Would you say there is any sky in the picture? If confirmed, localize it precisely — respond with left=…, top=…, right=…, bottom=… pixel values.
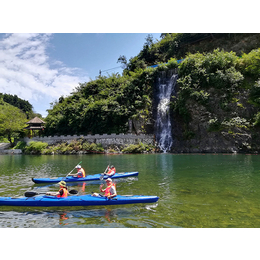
left=0, top=33, right=161, bottom=117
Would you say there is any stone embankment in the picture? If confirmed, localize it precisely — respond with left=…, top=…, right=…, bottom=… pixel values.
left=0, top=143, right=22, bottom=154
left=24, top=133, right=155, bottom=148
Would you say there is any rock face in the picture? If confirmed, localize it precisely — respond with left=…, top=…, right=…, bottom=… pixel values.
left=170, top=86, right=260, bottom=154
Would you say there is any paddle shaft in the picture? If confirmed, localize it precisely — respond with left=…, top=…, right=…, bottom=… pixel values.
left=24, top=189, right=78, bottom=197
left=100, top=165, right=110, bottom=180
left=64, top=161, right=82, bottom=179
left=104, top=165, right=109, bottom=174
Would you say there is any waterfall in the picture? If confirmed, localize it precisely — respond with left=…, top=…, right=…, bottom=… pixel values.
left=155, top=70, right=178, bottom=153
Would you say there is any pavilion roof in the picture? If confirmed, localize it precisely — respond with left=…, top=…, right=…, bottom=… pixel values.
left=26, top=117, right=46, bottom=124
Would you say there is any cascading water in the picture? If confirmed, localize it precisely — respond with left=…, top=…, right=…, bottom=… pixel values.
left=155, top=70, right=178, bottom=153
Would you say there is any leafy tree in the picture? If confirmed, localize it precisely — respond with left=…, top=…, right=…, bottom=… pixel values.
left=0, top=99, right=27, bottom=147
left=0, top=93, right=34, bottom=119
left=117, top=55, right=128, bottom=69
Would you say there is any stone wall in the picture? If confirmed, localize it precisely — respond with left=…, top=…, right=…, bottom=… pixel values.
left=24, top=133, right=155, bottom=148
left=0, top=149, right=22, bottom=154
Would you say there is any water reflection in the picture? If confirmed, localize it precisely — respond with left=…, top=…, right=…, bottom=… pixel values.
left=59, top=212, right=69, bottom=226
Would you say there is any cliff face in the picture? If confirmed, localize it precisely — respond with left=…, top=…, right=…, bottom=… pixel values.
left=170, top=86, right=260, bottom=153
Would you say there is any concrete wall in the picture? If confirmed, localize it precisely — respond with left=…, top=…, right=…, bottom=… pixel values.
left=24, top=133, right=155, bottom=148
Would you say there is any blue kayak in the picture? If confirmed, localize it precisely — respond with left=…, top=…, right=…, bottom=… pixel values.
left=32, top=171, right=138, bottom=184
left=0, top=194, right=159, bottom=207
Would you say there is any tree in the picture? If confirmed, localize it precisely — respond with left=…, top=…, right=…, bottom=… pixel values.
left=144, top=34, right=154, bottom=48
left=0, top=93, right=33, bottom=118
left=117, top=55, right=128, bottom=69
left=0, top=99, right=27, bottom=147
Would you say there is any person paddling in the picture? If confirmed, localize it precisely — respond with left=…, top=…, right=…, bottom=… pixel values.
left=68, top=165, right=86, bottom=178
left=105, top=165, right=116, bottom=176
left=92, top=178, right=117, bottom=199
left=46, top=181, right=69, bottom=197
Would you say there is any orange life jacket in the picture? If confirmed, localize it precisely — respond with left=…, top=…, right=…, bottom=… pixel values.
left=104, top=183, right=116, bottom=197
left=77, top=168, right=86, bottom=178
left=107, top=167, right=116, bottom=175
left=57, top=187, right=68, bottom=198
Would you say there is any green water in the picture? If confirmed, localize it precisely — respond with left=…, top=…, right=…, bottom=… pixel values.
left=1, top=153, right=260, bottom=228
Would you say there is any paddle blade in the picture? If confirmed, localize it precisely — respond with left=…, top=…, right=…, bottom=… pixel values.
left=69, top=189, right=78, bottom=195
left=24, top=191, right=38, bottom=197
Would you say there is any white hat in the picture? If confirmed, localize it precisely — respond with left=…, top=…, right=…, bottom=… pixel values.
left=76, top=165, right=81, bottom=169
left=106, top=178, right=112, bottom=182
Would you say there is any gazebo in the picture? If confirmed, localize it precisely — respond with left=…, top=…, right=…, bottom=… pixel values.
left=24, top=117, right=46, bottom=137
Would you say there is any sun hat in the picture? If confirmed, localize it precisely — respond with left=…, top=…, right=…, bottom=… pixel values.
left=76, top=165, right=82, bottom=169
left=106, top=178, right=112, bottom=182
left=58, top=181, right=67, bottom=187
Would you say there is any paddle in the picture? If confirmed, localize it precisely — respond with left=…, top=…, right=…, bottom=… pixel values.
left=100, top=165, right=109, bottom=180
left=24, top=189, right=78, bottom=197
left=63, top=161, right=82, bottom=179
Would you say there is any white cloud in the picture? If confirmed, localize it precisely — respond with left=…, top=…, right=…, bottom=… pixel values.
left=0, top=33, right=89, bottom=117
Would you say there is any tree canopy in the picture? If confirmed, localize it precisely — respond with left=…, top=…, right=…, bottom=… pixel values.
left=0, top=98, right=27, bottom=146
left=0, top=93, right=33, bottom=119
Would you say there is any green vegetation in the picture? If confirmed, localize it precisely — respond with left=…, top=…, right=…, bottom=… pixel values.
left=169, top=48, right=260, bottom=141
left=21, top=140, right=154, bottom=154
left=2, top=33, right=260, bottom=153
left=24, top=141, right=48, bottom=154
left=122, top=142, right=155, bottom=153
left=44, top=34, right=260, bottom=141
left=171, top=49, right=244, bottom=122
left=44, top=69, right=157, bottom=136
left=13, top=141, right=27, bottom=150
left=0, top=93, right=44, bottom=147
left=36, top=139, right=104, bottom=155
left=0, top=98, right=27, bottom=147
left=0, top=93, right=34, bottom=119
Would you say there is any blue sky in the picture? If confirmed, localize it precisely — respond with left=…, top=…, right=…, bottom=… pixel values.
left=0, top=33, right=161, bottom=117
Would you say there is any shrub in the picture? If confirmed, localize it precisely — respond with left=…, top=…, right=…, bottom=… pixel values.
left=221, top=117, right=250, bottom=129
left=122, top=142, right=154, bottom=153
left=88, top=143, right=104, bottom=153
left=190, top=90, right=210, bottom=105
left=13, top=141, right=27, bottom=150
left=239, top=48, right=260, bottom=79
left=24, top=141, right=48, bottom=154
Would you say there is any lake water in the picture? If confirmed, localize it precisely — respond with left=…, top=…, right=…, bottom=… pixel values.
left=1, top=153, right=260, bottom=228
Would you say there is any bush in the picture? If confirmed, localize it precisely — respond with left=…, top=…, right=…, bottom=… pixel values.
left=122, top=142, right=154, bottom=153
left=13, top=141, right=27, bottom=150
left=221, top=117, right=250, bottom=129
left=239, top=48, right=260, bottom=79
left=24, top=141, right=48, bottom=154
